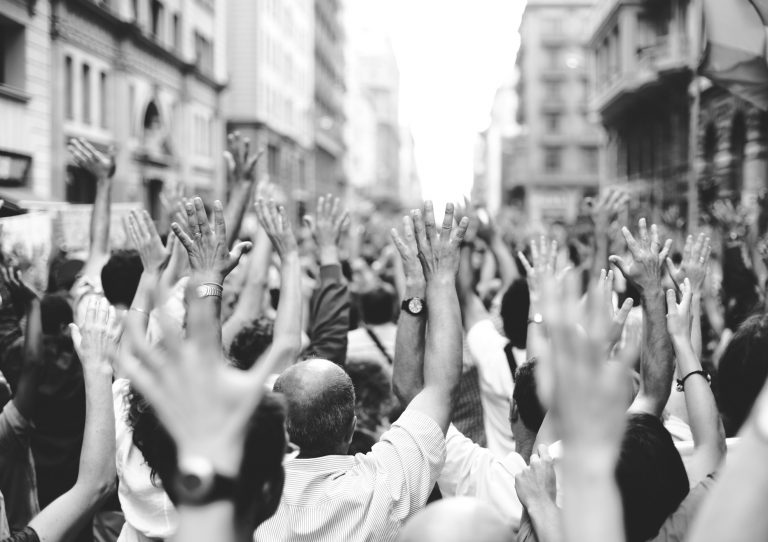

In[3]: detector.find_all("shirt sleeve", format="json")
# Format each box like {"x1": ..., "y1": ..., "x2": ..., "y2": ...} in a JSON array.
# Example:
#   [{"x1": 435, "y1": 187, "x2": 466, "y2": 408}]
[
  {"x1": 2, "y1": 526, "x2": 39, "y2": 542},
  {"x1": 303, "y1": 264, "x2": 350, "y2": 365},
  {"x1": 466, "y1": 320, "x2": 514, "y2": 400},
  {"x1": 646, "y1": 474, "x2": 717, "y2": 542},
  {"x1": 437, "y1": 424, "x2": 526, "y2": 528},
  {"x1": 0, "y1": 401, "x2": 33, "y2": 459},
  {"x1": 363, "y1": 409, "x2": 446, "y2": 522}
]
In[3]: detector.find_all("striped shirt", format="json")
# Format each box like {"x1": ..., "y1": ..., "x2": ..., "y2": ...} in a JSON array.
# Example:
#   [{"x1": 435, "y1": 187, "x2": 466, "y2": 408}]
[{"x1": 254, "y1": 409, "x2": 446, "y2": 542}]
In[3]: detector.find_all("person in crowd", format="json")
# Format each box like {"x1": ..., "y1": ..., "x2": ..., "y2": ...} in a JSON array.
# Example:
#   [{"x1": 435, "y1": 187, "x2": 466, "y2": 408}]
[{"x1": 254, "y1": 202, "x2": 468, "y2": 541}]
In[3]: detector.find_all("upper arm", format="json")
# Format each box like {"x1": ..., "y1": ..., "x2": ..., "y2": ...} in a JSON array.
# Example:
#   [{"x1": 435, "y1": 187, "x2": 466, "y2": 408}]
[
  {"x1": 463, "y1": 294, "x2": 490, "y2": 332},
  {"x1": 366, "y1": 409, "x2": 445, "y2": 520}
]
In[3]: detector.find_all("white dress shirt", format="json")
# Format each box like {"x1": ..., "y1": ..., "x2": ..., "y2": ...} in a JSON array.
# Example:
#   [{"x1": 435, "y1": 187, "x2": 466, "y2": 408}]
[
  {"x1": 254, "y1": 409, "x2": 445, "y2": 542},
  {"x1": 466, "y1": 319, "x2": 517, "y2": 456},
  {"x1": 438, "y1": 424, "x2": 527, "y2": 529}
]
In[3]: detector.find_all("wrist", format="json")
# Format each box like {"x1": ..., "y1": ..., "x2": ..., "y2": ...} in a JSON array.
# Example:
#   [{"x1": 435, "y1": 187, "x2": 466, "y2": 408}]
[
  {"x1": 195, "y1": 271, "x2": 226, "y2": 286},
  {"x1": 318, "y1": 246, "x2": 339, "y2": 266},
  {"x1": 426, "y1": 276, "x2": 455, "y2": 290},
  {"x1": 177, "y1": 443, "x2": 243, "y2": 479}
]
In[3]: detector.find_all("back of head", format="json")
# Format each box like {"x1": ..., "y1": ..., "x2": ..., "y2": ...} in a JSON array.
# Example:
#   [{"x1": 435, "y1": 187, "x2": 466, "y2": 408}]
[
  {"x1": 717, "y1": 312, "x2": 768, "y2": 436},
  {"x1": 360, "y1": 284, "x2": 396, "y2": 325},
  {"x1": 512, "y1": 358, "x2": 545, "y2": 433},
  {"x1": 616, "y1": 413, "x2": 689, "y2": 542},
  {"x1": 48, "y1": 257, "x2": 84, "y2": 293},
  {"x1": 229, "y1": 316, "x2": 275, "y2": 370},
  {"x1": 501, "y1": 279, "x2": 530, "y2": 349},
  {"x1": 41, "y1": 293, "x2": 74, "y2": 335},
  {"x1": 273, "y1": 359, "x2": 356, "y2": 457},
  {"x1": 128, "y1": 389, "x2": 286, "y2": 529},
  {"x1": 101, "y1": 249, "x2": 143, "y2": 307},
  {"x1": 397, "y1": 497, "x2": 509, "y2": 542}
]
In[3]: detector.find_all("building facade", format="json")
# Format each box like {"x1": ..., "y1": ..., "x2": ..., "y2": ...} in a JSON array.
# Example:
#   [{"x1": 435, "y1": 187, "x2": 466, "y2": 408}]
[
  {"x1": 586, "y1": 0, "x2": 768, "y2": 224},
  {"x1": 512, "y1": 0, "x2": 600, "y2": 224},
  {"x1": 0, "y1": 0, "x2": 228, "y2": 213},
  {"x1": 0, "y1": 0, "x2": 52, "y2": 212},
  {"x1": 313, "y1": 0, "x2": 346, "y2": 196},
  {"x1": 225, "y1": 0, "x2": 314, "y2": 206}
]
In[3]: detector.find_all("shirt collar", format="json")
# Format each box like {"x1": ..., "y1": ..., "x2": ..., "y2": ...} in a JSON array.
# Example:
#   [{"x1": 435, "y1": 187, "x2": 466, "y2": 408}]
[{"x1": 285, "y1": 454, "x2": 357, "y2": 473}]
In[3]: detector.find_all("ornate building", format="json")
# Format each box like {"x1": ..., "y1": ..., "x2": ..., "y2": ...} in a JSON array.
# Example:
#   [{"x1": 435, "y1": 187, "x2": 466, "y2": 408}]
[{"x1": 0, "y1": 0, "x2": 227, "y2": 214}]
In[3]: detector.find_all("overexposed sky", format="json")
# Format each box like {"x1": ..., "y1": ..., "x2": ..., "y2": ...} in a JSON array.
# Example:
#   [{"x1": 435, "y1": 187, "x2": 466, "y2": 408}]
[{"x1": 369, "y1": 0, "x2": 524, "y2": 202}]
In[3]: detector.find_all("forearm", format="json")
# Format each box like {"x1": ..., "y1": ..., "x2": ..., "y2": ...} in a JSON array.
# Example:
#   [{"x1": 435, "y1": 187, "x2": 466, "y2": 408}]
[
  {"x1": 304, "y1": 264, "x2": 350, "y2": 364},
  {"x1": 525, "y1": 499, "x2": 563, "y2": 542},
  {"x1": 174, "y1": 503, "x2": 239, "y2": 542},
  {"x1": 635, "y1": 289, "x2": 674, "y2": 415},
  {"x1": 691, "y1": 293, "x2": 703, "y2": 362},
  {"x1": 421, "y1": 280, "x2": 462, "y2": 431},
  {"x1": 77, "y1": 364, "x2": 116, "y2": 490},
  {"x1": 270, "y1": 253, "x2": 302, "y2": 362},
  {"x1": 672, "y1": 338, "x2": 725, "y2": 467},
  {"x1": 490, "y1": 237, "x2": 519, "y2": 288},
  {"x1": 223, "y1": 240, "x2": 271, "y2": 349},
  {"x1": 89, "y1": 178, "x2": 112, "y2": 260},
  {"x1": 223, "y1": 180, "x2": 254, "y2": 249},
  {"x1": 590, "y1": 229, "x2": 609, "y2": 279},
  {"x1": 125, "y1": 272, "x2": 160, "y2": 337},
  {"x1": 393, "y1": 280, "x2": 426, "y2": 405},
  {"x1": 562, "y1": 452, "x2": 625, "y2": 542},
  {"x1": 15, "y1": 299, "x2": 42, "y2": 419}
]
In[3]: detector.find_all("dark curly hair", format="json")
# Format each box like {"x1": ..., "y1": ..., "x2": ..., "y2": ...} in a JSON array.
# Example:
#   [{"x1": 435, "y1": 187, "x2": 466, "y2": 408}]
[
  {"x1": 126, "y1": 387, "x2": 287, "y2": 528},
  {"x1": 228, "y1": 316, "x2": 275, "y2": 370}
]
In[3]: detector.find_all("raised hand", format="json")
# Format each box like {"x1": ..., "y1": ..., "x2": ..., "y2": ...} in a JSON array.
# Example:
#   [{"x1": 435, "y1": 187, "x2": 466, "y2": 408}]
[
  {"x1": 666, "y1": 278, "x2": 692, "y2": 342},
  {"x1": 391, "y1": 215, "x2": 426, "y2": 287},
  {"x1": 70, "y1": 297, "x2": 116, "y2": 371},
  {"x1": 120, "y1": 280, "x2": 277, "y2": 477},
  {"x1": 223, "y1": 131, "x2": 263, "y2": 183},
  {"x1": 0, "y1": 265, "x2": 39, "y2": 308},
  {"x1": 68, "y1": 138, "x2": 116, "y2": 180},
  {"x1": 171, "y1": 197, "x2": 252, "y2": 283},
  {"x1": 609, "y1": 218, "x2": 672, "y2": 294},
  {"x1": 125, "y1": 210, "x2": 171, "y2": 274},
  {"x1": 588, "y1": 187, "x2": 629, "y2": 229},
  {"x1": 303, "y1": 194, "x2": 349, "y2": 265},
  {"x1": 515, "y1": 445, "x2": 557, "y2": 510},
  {"x1": 519, "y1": 236, "x2": 570, "y2": 303},
  {"x1": 600, "y1": 268, "x2": 634, "y2": 350},
  {"x1": 666, "y1": 233, "x2": 711, "y2": 293},
  {"x1": 411, "y1": 201, "x2": 469, "y2": 283},
  {"x1": 712, "y1": 199, "x2": 750, "y2": 242},
  {"x1": 254, "y1": 198, "x2": 298, "y2": 258}
]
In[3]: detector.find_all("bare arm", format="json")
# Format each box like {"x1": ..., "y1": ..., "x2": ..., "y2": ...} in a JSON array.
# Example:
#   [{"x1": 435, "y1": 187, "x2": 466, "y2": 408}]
[
  {"x1": 666, "y1": 281, "x2": 725, "y2": 486},
  {"x1": 391, "y1": 214, "x2": 427, "y2": 406},
  {"x1": 610, "y1": 219, "x2": 674, "y2": 417},
  {"x1": 222, "y1": 132, "x2": 262, "y2": 249},
  {"x1": 68, "y1": 139, "x2": 115, "y2": 277},
  {"x1": 29, "y1": 299, "x2": 117, "y2": 542},
  {"x1": 405, "y1": 203, "x2": 468, "y2": 434},
  {"x1": 254, "y1": 199, "x2": 302, "y2": 372},
  {"x1": 222, "y1": 228, "x2": 272, "y2": 350},
  {"x1": 457, "y1": 243, "x2": 490, "y2": 332}
]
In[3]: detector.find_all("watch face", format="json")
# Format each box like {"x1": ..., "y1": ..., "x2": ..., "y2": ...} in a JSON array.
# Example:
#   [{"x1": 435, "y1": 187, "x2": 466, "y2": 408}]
[{"x1": 408, "y1": 298, "x2": 423, "y2": 314}]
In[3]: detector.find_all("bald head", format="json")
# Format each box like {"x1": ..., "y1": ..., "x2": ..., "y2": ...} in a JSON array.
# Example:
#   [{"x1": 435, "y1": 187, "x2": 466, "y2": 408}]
[
  {"x1": 398, "y1": 498, "x2": 511, "y2": 542},
  {"x1": 274, "y1": 359, "x2": 356, "y2": 457}
]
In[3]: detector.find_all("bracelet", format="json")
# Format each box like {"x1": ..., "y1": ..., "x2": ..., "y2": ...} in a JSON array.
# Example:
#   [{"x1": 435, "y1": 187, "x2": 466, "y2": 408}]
[
  {"x1": 196, "y1": 283, "x2": 223, "y2": 299},
  {"x1": 676, "y1": 370, "x2": 710, "y2": 392},
  {"x1": 130, "y1": 307, "x2": 150, "y2": 317}
]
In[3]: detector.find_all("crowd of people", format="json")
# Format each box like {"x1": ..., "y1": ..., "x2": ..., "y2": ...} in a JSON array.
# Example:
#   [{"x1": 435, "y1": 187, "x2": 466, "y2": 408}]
[{"x1": 1, "y1": 134, "x2": 768, "y2": 542}]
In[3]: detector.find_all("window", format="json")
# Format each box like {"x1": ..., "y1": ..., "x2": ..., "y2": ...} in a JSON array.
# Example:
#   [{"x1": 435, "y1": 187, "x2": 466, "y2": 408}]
[
  {"x1": 544, "y1": 113, "x2": 561, "y2": 133},
  {"x1": 0, "y1": 17, "x2": 25, "y2": 91},
  {"x1": 544, "y1": 146, "x2": 562, "y2": 172},
  {"x1": 544, "y1": 81, "x2": 561, "y2": 101},
  {"x1": 194, "y1": 31, "x2": 213, "y2": 74},
  {"x1": 172, "y1": 13, "x2": 181, "y2": 50},
  {"x1": 65, "y1": 56, "x2": 74, "y2": 119},
  {"x1": 542, "y1": 17, "x2": 562, "y2": 35},
  {"x1": 82, "y1": 63, "x2": 91, "y2": 124},
  {"x1": 582, "y1": 146, "x2": 599, "y2": 173},
  {"x1": 100, "y1": 71, "x2": 108, "y2": 128},
  {"x1": 545, "y1": 47, "x2": 561, "y2": 69},
  {"x1": 151, "y1": 0, "x2": 164, "y2": 40},
  {"x1": 129, "y1": 84, "x2": 136, "y2": 135}
]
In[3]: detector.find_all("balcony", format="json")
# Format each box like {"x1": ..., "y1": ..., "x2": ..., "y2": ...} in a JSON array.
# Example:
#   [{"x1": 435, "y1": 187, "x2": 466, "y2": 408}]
[{"x1": 592, "y1": 34, "x2": 691, "y2": 120}]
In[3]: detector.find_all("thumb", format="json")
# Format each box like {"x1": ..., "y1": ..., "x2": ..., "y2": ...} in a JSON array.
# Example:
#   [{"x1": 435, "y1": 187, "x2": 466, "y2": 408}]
[
  {"x1": 69, "y1": 324, "x2": 82, "y2": 350},
  {"x1": 608, "y1": 255, "x2": 630, "y2": 279},
  {"x1": 230, "y1": 242, "x2": 252, "y2": 263}
]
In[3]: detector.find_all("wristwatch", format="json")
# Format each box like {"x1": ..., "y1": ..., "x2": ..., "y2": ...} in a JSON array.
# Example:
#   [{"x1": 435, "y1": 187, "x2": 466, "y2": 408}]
[
  {"x1": 174, "y1": 456, "x2": 238, "y2": 505},
  {"x1": 401, "y1": 297, "x2": 425, "y2": 316}
]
